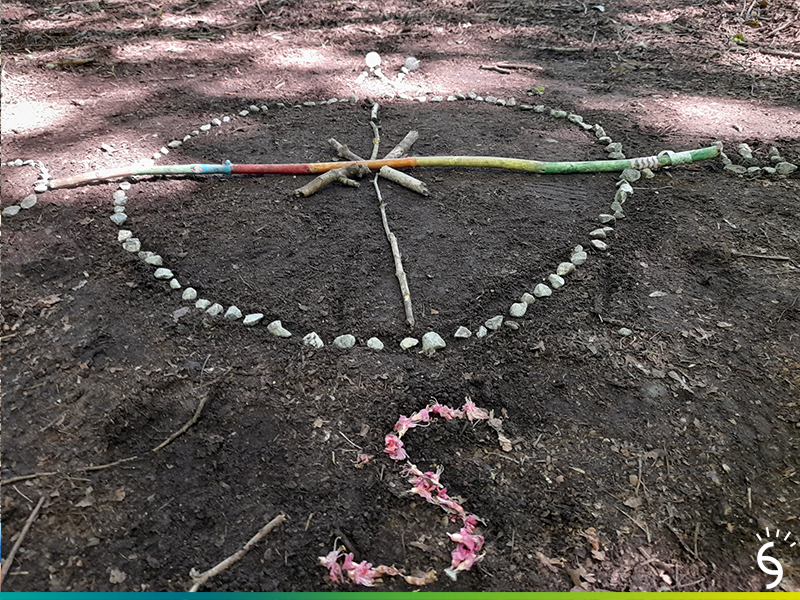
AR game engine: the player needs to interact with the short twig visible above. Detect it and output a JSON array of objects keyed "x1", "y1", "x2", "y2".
[
  {"x1": 1, "y1": 496, "x2": 45, "y2": 586},
  {"x1": 151, "y1": 393, "x2": 209, "y2": 452},
  {"x1": 369, "y1": 121, "x2": 381, "y2": 160},
  {"x1": 479, "y1": 65, "x2": 511, "y2": 74},
  {"x1": 731, "y1": 249, "x2": 792, "y2": 261},
  {"x1": 338, "y1": 431, "x2": 363, "y2": 450},
  {"x1": 677, "y1": 577, "x2": 706, "y2": 589},
  {"x1": 255, "y1": 0, "x2": 266, "y2": 16},
  {"x1": 614, "y1": 506, "x2": 651, "y2": 543},
  {"x1": 189, "y1": 513, "x2": 286, "y2": 592}
]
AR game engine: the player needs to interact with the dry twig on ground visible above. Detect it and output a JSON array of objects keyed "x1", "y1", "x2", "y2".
[
  {"x1": 1, "y1": 496, "x2": 45, "y2": 586},
  {"x1": 294, "y1": 163, "x2": 371, "y2": 197}
]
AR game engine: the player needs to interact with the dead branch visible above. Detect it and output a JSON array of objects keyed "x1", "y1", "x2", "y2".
[
  {"x1": 373, "y1": 175, "x2": 415, "y2": 327},
  {"x1": 496, "y1": 62, "x2": 541, "y2": 70},
  {"x1": 189, "y1": 513, "x2": 287, "y2": 592},
  {"x1": 758, "y1": 48, "x2": 800, "y2": 59},
  {"x1": 730, "y1": 249, "x2": 792, "y2": 261},
  {"x1": 328, "y1": 138, "x2": 428, "y2": 195},
  {"x1": 369, "y1": 121, "x2": 381, "y2": 160},
  {"x1": 294, "y1": 163, "x2": 371, "y2": 197},
  {"x1": 1, "y1": 496, "x2": 45, "y2": 586},
  {"x1": 151, "y1": 393, "x2": 209, "y2": 452},
  {"x1": 383, "y1": 130, "x2": 419, "y2": 160},
  {"x1": 479, "y1": 65, "x2": 511, "y2": 74}
]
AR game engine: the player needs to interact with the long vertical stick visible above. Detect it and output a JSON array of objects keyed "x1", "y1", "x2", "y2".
[
  {"x1": 1, "y1": 496, "x2": 45, "y2": 586},
  {"x1": 373, "y1": 175, "x2": 415, "y2": 327}
]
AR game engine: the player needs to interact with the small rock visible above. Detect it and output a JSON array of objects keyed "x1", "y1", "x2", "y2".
[
  {"x1": 605, "y1": 142, "x2": 622, "y2": 153},
  {"x1": 414, "y1": 96, "x2": 427, "y2": 103},
  {"x1": 506, "y1": 98, "x2": 516, "y2": 107},
  {"x1": 454, "y1": 92, "x2": 466, "y2": 100},
  {"x1": 494, "y1": 98, "x2": 506, "y2": 106},
  {"x1": 2, "y1": 205, "x2": 21, "y2": 216},
  {"x1": 260, "y1": 105, "x2": 269, "y2": 112},
  {"x1": 243, "y1": 313, "x2": 264, "y2": 326},
  {"x1": 533, "y1": 105, "x2": 545, "y2": 113},
  {"x1": 421, "y1": 331, "x2": 446, "y2": 352},
  {"x1": 400, "y1": 337, "x2": 419, "y2": 350},
  {"x1": 113, "y1": 205, "x2": 126, "y2": 214},
  {"x1": 160, "y1": 147, "x2": 169, "y2": 155},
  {"x1": 430, "y1": 95, "x2": 444, "y2": 103},
  {"x1": 567, "y1": 113, "x2": 584, "y2": 123},
  {"x1": 591, "y1": 239, "x2": 608, "y2": 251},
  {"x1": 195, "y1": 299, "x2": 212, "y2": 310},
  {"x1": 768, "y1": 146, "x2": 781, "y2": 157},
  {"x1": 333, "y1": 334, "x2": 356, "y2": 349},
  {"x1": 182, "y1": 287, "x2": 197, "y2": 301},
  {"x1": 618, "y1": 327, "x2": 633, "y2": 336},
  {"x1": 475, "y1": 325, "x2": 488, "y2": 339},
  {"x1": 775, "y1": 162, "x2": 797, "y2": 175},
  {"x1": 620, "y1": 168, "x2": 641, "y2": 182},
  {"x1": 521, "y1": 292, "x2": 536, "y2": 304},
  {"x1": 550, "y1": 109, "x2": 567, "y2": 118},
  {"x1": 599, "y1": 213, "x2": 616, "y2": 225},
  {"x1": 724, "y1": 164, "x2": 747, "y2": 175},
  {"x1": 302, "y1": 101, "x2": 316, "y2": 107},
  {"x1": 34, "y1": 181, "x2": 49, "y2": 193},
  {"x1": 641, "y1": 168, "x2": 655, "y2": 179},
  {"x1": 598, "y1": 136, "x2": 612, "y2": 144},
  {"x1": 736, "y1": 143, "x2": 753, "y2": 159},
  {"x1": 519, "y1": 104, "x2": 534, "y2": 110},
  {"x1": 533, "y1": 283, "x2": 552, "y2": 298},
  {"x1": 172, "y1": 306, "x2": 189, "y2": 320},
  {"x1": 238, "y1": 110, "x2": 250, "y2": 117},
  {"x1": 548, "y1": 274, "x2": 565, "y2": 289},
  {"x1": 747, "y1": 166, "x2": 761, "y2": 175},
  {"x1": 169, "y1": 278, "x2": 181, "y2": 289},
  {"x1": 122, "y1": 238, "x2": 141, "y2": 252},
  {"x1": 509, "y1": 302, "x2": 527, "y2": 318},
  {"x1": 571, "y1": 250, "x2": 588, "y2": 265},
  {"x1": 610, "y1": 200, "x2": 624, "y2": 213},
  {"x1": 154, "y1": 268, "x2": 174, "y2": 280},
  {"x1": 167, "y1": 140, "x2": 182, "y2": 149},
  {"x1": 573, "y1": 245, "x2": 584, "y2": 253},
  {"x1": 139, "y1": 251, "x2": 154, "y2": 260},
  {"x1": 770, "y1": 155, "x2": 783, "y2": 164},
  {"x1": 446, "y1": 95, "x2": 457, "y2": 102},
  {"x1": 144, "y1": 254, "x2": 163, "y2": 266},
  {"x1": 485, "y1": 95, "x2": 498, "y2": 104},
  {"x1": 454, "y1": 326, "x2": 472, "y2": 338},
  {"x1": 763, "y1": 167, "x2": 776, "y2": 175},
  {"x1": 211, "y1": 118, "x2": 222, "y2": 126},
  {"x1": 206, "y1": 303, "x2": 223, "y2": 316},
  {"x1": 267, "y1": 320, "x2": 292, "y2": 338},
  {"x1": 719, "y1": 151, "x2": 732, "y2": 165},
  {"x1": 118, "y1": 230, "x2": 133, "y2": 242},
  {"x1": 589, "y1": 228, "x2": 607, "y2": 239},
  {"x1": 556, "y1": 262, "x2": 576, "y2": 277},
  {"x1": 614, "y1": 210, "x2": 625, "y2": 220},
  {"x1": 224, "y1": 306, "x2": 242, "y2": 320},
  {"x1": 303, "y1": 332, "x2": 325, "y2": 348},
  {"x1": 200, "y1": 124, "x2": 212, "y2": 132},
  {"x1": 608, "y1": 152, "x2": 626, "y2": 160},
  {"x1": 248, "y1": 105, "x2": 260, "y2": 112},
  {"x1": 367, "y1": 337, "x2": 384, "y2": 350},
  {"x1": 485, "y1": 315, "x2": 504, "y2": 330},
  {"x1": 505, "y1": 320, "x2": 520, "y2": 330},
  {"x1": 20, "y1": 194, "x2": 37, "y2": 209},
  {"x1": 594, "y1": 125, "x2": 606, "y2": 138}
]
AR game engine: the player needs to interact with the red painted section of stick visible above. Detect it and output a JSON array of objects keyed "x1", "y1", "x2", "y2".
[{"x1": 231, "y1": 157, "x2": 421, "y2": 175}]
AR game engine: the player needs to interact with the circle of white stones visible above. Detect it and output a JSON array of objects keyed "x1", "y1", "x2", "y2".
[{"x1": 4, "y1": 94, "x2": 645, "y2": 354}]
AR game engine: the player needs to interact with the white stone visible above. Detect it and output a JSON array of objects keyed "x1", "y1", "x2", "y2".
[
  {"x1": 454, "y1": 326, "x2": 472, "y2": 338},
  {"x1": 122, "y1": 238, "x2": 141, "y2": 252},
  {"x1": 550, "y1": 109, "x2": 567, "y2": 118},
  {"x1": 548, "y1": 274, "x2": 565, "y2": 289},
  {"x1": 485, "y1": 315, "x2": 504, "y2": 330},
  {"x1": 333, "y1": 334, "x2": 356, "y2": 349},
  {"x1": 571, "y1": 251, "x2": 588, "y2": 266},
  {"x1": 183, "y1": 135, "x2": 192, "y2": 142},
  {"x1": 608, "y1": 152, "x2": 626, "y2": 160},
  {"x1": 303, "y1": 332, "x2": 324, "y2": 348},
  {"x1": 365, "y1": 51, "x2": 382, "y2": 68},
  {"x1": 567, "y1": 113, "x2": 584, "y2": 123},
  {"x1": 222, "y1": 116, "x2": 231, "y2": 123},
  {"x1": 154, "y1": 268, "x2": 174, "y2": 280},
  {"x1": 169, "y1": 278, "x2": 181, "y2": 290},
  {"x1": 605, "y1": 142, "x2": 623, "y2": 153},
  {"x1": 243, "y1": 313, "x2": 264, "y2": 326},
  {"x1": 621, "y1": 168, "x2": 641, "y2": 182},
  {"x1": 195, "y1": 299, "x2": 212, "y2": 310},
  {"x1": 182, "y1": 287, "x2": 197, "y2": 301},
  {"x1": 224, "y1": 306, "x2": 243, "y2": 320},
  {"x1": 200, "y1": 124, "x2": 212, "y2": 131},
  {"x1": 557, "y1": 262, "x2": 576, "y2": 277},
  {"x1": 206, "y1": 303, "x2": 223, "y2": 316},
  {"x1": 160, "y1": 147, "x2": 169, "y2": 155},
  {"x1": 421, "y1": 331, "x2": 446, "y2": 352},
  {"x1": 110, "y1": 213, "x2": 128, "y2": 225},
  {"x1": 591, "y1": 239, "x2": 608, "y2": 251},
  {"x1": 506, "y1": 98, "x2": 516, "y2": 107},
  {"x1": 775, "y1": 162, "x2": 797, "y2": 175},
  {"x1": 367, "y1": 337, "x2": 384, "y2": 350},
  {"x1": 267, "y1": 320, "x2": 292, "y2": 338},
  {"x1": 599, "y1": 213, "x2": 616, "y2": 225},
  {"x1": 533, "y1": 283, "x2": 552, "y2": 298},
  {"x1": 168, "y1": 140, "x2": 182, "y2": 149},
  {"x1": 400, "y1": 337, "x2": 419, "y2": 350},
  {"x1": 475, "y1": 326, "x2": 488, "y2": 339},
  {"x1": 510, "y1": 302, "x2": 527, "y2": 318},
  {"x1": 618, "y1": 327, "x2": 633, "y2": 337},
  {"x1": 34, "y1": 182, "x2": 49, "y2": 193},
  {"x1": 485, "y1": 95, "x2": 498, "y2": 104},
  {"x1": 211, "y1": 118, "x2": 222, "y2": 126},
  {"x1": 589, "y1": 228, "x2": 607, "y2": 239},
  {"x1": 521, "y1": 292, "x2": 535, "y2": 304},
  {"x1": 2, "y1": 205, "x2": 21, "y2": 216},
  {"x1": 20, "y1": 194, "x2": 37, "y2": 209},
  {"x1": 113, "y1": 205, "x2": 126, "y2": 213},
  {"x1": 430, "y1": 95, "x2": 444, "y2": 102},
  {"x1": 724, "y1": 164, "x2": 747, "y2": 175},
  {"x1": 144, "y1": 254, "x2": 163, "y2": 266},
  {"x1": 249, "y1": 105, "x2": 260, "y2": 112},
  {"x1": 118, "y1": 230, "x2": 133, "y2": 242}
]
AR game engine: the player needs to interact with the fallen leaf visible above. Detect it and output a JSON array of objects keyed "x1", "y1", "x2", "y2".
[
  {"x1": 497, "y1": 432, "x2": 513, "y2": 452},
  {"x1": 535, "y1": 551, "x2": 560, "y2": 573},
  {"x1": 113, "y1": 489, "x2": 126, "y2": 502},
  {"x1": 74, "y1": 496, "x2": 94, "y2": 508},
  {"x1": 591, "y1": 549, "x2": 606, "y2": 561},
  {"x1": 623, "y1": 496, "x2": 643, "y2": 509}
]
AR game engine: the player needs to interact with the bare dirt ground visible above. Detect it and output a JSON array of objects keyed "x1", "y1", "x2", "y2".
[{"x1": 2, "y1": 0, "x2": 799, "y2": 592}]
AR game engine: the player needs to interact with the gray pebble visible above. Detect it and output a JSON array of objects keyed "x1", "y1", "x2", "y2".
[
  {"x1": 475, "y1": 96, "x2": 484, "y2": 102},
  {"x1": 154, "y1": 268, "x2": 174, "y2": 280},
  {"x1": 2, "y1": 205, "x2": 21, "y2": 216},
  {"x1": 610, "y1": 200, "x2": 624, "y2": 213},
  {"x1": 599, "y1": 213, "x2": 616, "y2": 225},
  {"x1": 200, "y1": 124, "x2": 212, "y2": 131},
  {"x1": 736, "y1": 143, "x2": 753, "y2": 159},
  {"x1": 589, "y1": 228, "x2": 607, "y2": 239},
  {"x1": 719, "y1": 151, "x2": 732, "y2": 165},
  {"x1": 618, "y1": 327, "x2": 633, "y2": 337},
  {"x1": 430, "y1": 95, "x2": 444, "y2": 102},
  {"x1": 224, "y1": 306, "x2": 243, "y2": 320},
  {"x1": 763, "y1": 167, "x2": 776, "y2": 175},
  {"x1": 195, "y1": 299, "x2": 212, "y2": 310},
  {"x1": 447, "y1": 95, "x2": 457, "y2": 102},
  {"x1": 160, "y1": 147, "x2": 169, "y2": 155},
  {"x1": 775, "y1": 162, "x2": 797, "y2": 175},
  {"x1": 724, "y1": 164, "x2": 748, "y2": 175},
  {"x1": 548, "y1": 274, "x2": 565, "y2": 289},
  {"x1": 620, "y1": 168, "x2": 641, "y2": 182},
  {"x1": 614, "y1": 210, "x2": 626, "y2": 220},
  {"x1": 118, "y1": 230, "x2": 133, "y2": 242},
  {"x1": 34, "y1": 182, "x2": 49, "y2": 193},
  {"x1": 598, "y1": 136, "x2": 612, "y2": 144},
  {"x1": 594, "y1": 126, "x2": 606, "y2": 138},
  {"x1": 333, "y1": 334, "x2": 356, "y2": 349},
  {"x1": 243, "y1": 313, "x2": 264, "y2": 326},
  {"x1": 485, "y1": 95, "x2": 498, "y2": 104},
  {"x1": 222, "y1": 116, "x2": 231, "y2": 122},
  {"x1": 467, "y1": 92, "x2": 477, "y2": 100},
  {"x1": 557, "y1": 262, "x2": 576, "y2": 277},
  {"x1": 206, "y1": 303, "x2": 224, "y2": 317},
  {"x1": 571, "y1": 251, "x2": 588, "y2": 266},
  {"x1": 641, "y1": 168, "x2": 655, "y2": 179},
  {"x1": 510, "y1": 302, "x2": 527, "y2": 318},
  {"x1": 211, "y1": 118, "x2": 222, "y2": 126},
  {"x1": 495, "y1": 98, "x2": 506, "y2": 106},
  {"x1": 590, "y1": 239, "x2": 608, "y2": 251},
  {"x1": 454, "y1": 326, "x2": 472, "y2": 338},
  {"x1": 521, "y1": 292, "x2": 536, "y2": 304},
  {"x1": 567, "y1": 113, "x2": 584, "y2": 123},
  {"x1": 533, "y1": 105, "x2": 545, "y2": 113},
  {"x1": 303, "y1": 332, "x2": 324, "y2": 348},
  {"x1": 505, "y1": 320, "x2": 520, "y2": 330},
  {"x1": 421, "y1": 331, "x2": 446, "y2": 352},
  {"x1": 249, "y1": 105, "x2": 260, "y2": 112},
  {"x1": 20, "y1": 194, "x2": 37, "y2": 209},
  {"x1": 414, "y1": 96, "x2": 427, "y2": 103},
  {"x1": 770, "y1": 155, "x2": 784, "y2": 164},
  {"x1": 506, "y1": 98, "x2": 516, "y2": 107},
  {"x1": 169, "y1": 279, "x2": 181, "y2": 290},
  {"x1": 475, "y1": 325, "x2": 488, "y2": 339},
  {"x1": 144, "y1": 254, "x2": 163, "y2": 266},
  {"x1": 485, "y1": 315, "x2": 504, "y2": 330},
  {"x1": 182, "y1": 287, "x2": 197, "y2": 301},
  {"x1": 113, "y1": 205, "x2": 126, "y2": 214},
  {"x1": 400, "y1": 337, "x2": 419, "y2": 349},
  {"x1": 519, "y1": 104, "x2": 534, "y2": 110},
  {"x1": 454, "y1": 92, "x2": 466, "y2": 100},
  {"x1": 122, "y1": 238, "x2": 141, "y2": 252},
  {"x1": 533, "y1": 283, "x2": 552, "y2": 298},
  {"x1": 550, "y1": 109, "x2": 567, "y2": 118},
  {"x1": 608, "y1": 152, "x2": 627, "y2": 160},
  {"x1": 267, "y1": 320, "x2": 292, "y2": 338},
  {"x1": 167, "y1": 140, "x2": 182, "y2": 149},
  {"x1": 747, "y1": 166, "x2": 762, "y2": 175},
  {"x1": 605, "y1": 142, "x2": 622, "y2": 153},
  {"x1": 367, "y1": 337, "x2": 384, "y2": 350}
]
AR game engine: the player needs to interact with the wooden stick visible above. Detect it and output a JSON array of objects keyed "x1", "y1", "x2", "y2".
[
  {"x1": 496, "y1": 63, "x2": 541, "y2": 70},
  {"x1": 151, "y1": 393, "x2": 208, "y2": 452},
  {"x1": 188, "y1": 513, "x2": 287, "y2": 592},
  {"x1": 1, "y1": 496, "x2": 45, "y2": 586},
  {"x1": 479, "y1": 65, "x2": 511, "y2": 74},
  {"x1": 382, "y1": 131, "x2": 419, "y2": 160},
  {"x1": 730, "y1": 249, "x2": 792, "y2": 261},
  {"x1": 328, "y1": 138, "x2": 429, "y2": 196},
  {"x1": 369, "y1": 121, "x2": 381, "y2": 160},
  {"x1": 373, "y1": 175, "x2": 415, "y2": 327},
  {"x1": 294, "y1": 163, "x2": 370, "y2": 197},
  {"x1": 758, "y1": 48, "x2": 800, "y2": 59}
]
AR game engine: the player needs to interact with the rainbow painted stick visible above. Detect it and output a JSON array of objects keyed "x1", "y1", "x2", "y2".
[{"x1": 48, "y1": 144, "x2": 721, "y2": 189}]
